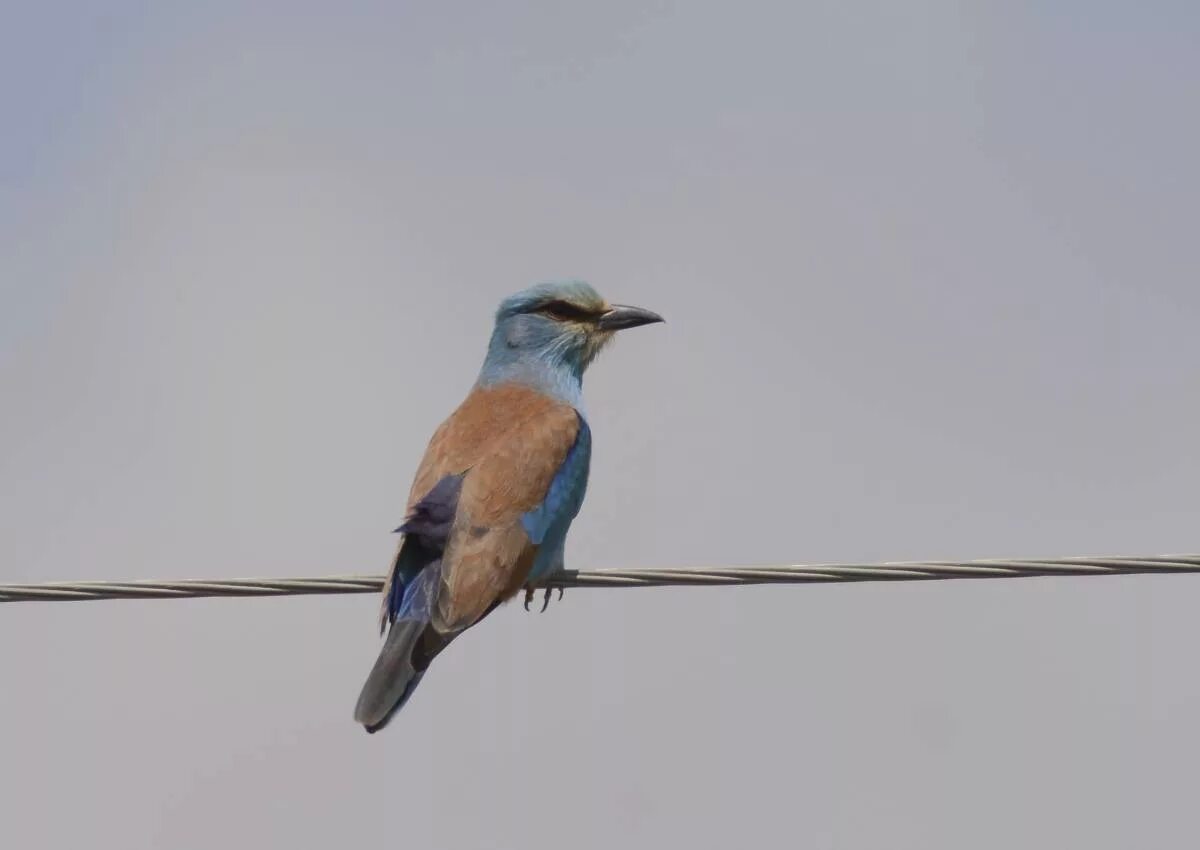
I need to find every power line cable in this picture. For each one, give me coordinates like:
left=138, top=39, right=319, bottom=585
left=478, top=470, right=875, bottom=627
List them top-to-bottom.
left=2, top=553, right=1199, bottom=603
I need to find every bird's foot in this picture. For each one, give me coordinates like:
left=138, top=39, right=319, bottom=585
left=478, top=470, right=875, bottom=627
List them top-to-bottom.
left=524, top=586, right=564, bottom=612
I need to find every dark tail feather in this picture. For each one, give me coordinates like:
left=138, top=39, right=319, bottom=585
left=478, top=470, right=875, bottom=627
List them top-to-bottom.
left=354, top=563, right=447, bottom=733
left=354, top=618, right=430, bottom=732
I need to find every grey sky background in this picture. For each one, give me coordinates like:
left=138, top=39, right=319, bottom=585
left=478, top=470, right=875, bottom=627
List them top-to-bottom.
left=3, top=2, right=1199, bottom=848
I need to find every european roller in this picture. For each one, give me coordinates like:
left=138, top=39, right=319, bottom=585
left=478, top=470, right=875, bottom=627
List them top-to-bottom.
left=354, top=281, right=663, bottom=733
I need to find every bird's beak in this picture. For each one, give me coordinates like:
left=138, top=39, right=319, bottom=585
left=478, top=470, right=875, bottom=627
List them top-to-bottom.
left=596, top=304, right=665, bottom=331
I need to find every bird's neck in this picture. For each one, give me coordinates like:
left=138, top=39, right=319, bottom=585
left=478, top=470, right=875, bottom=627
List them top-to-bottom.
left=477, top=335, right=586, bottom=410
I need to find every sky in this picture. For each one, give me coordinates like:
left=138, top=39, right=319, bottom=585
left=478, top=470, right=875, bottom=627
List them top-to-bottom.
left=2, top=2, right=1199, bottom=848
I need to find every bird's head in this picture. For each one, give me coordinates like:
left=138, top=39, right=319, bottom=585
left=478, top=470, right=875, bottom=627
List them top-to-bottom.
left=488, top=281, right=664, bottom=377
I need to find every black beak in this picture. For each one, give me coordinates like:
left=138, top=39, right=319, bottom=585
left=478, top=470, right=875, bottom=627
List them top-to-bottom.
left=596, top=304, right=665, bottom=331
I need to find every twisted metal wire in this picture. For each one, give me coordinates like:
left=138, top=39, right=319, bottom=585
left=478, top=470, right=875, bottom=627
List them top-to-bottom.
left=2, top=554, right=1199, bottom=603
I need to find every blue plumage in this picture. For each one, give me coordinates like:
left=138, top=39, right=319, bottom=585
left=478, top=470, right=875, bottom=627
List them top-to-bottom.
left=477, top=282, right=608, bottom=407
left=522, top=416, right=592, bottom=581
left=386, top=473, right=462, bottom=626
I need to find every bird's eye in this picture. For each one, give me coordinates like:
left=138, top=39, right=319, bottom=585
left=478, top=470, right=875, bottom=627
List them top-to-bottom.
left=538, top=301, right=595, bottom=322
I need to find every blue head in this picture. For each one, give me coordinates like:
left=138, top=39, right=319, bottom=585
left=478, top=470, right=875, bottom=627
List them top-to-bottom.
left=477, top=281, right=664, bottom=406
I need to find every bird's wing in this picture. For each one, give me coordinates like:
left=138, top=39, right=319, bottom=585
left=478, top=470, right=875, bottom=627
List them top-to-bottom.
left=379, top=383, right=587, bottom=633
left=522, top=416, right=591, bottom=582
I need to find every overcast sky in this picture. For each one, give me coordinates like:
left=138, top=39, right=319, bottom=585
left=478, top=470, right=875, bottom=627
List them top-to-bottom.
left=3, top=3, right=1200, bottom=848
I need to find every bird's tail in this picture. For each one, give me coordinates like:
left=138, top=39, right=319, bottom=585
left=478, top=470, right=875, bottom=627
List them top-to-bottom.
left=354, top=563, right=447, bottom=733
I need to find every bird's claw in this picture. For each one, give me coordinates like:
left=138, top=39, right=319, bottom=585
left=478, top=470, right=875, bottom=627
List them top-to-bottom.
left=524, top=586, right=565, bottom=613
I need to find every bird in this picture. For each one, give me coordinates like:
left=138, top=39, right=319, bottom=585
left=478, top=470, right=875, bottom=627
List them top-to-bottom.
left=354, top=281, right=663, bottom=733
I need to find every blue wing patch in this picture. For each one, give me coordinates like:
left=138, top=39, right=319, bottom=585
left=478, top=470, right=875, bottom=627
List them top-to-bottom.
left=521, top=415, right=592, bottom=580
left=383, top=474, right=463, bottom=628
